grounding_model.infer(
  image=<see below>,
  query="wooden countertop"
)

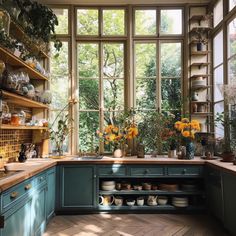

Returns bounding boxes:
[0,155,236,193]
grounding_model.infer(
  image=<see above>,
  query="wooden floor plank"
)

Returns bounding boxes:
[44,214,229,236]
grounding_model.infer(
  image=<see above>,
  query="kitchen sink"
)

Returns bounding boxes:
[73,156,103,160]
[0,170,23,180]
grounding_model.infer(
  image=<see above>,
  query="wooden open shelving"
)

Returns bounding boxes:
[191,51,210,55]
[0,90,49,109]
[189,15,206,22]
[190,62,210,68]
[0,47,49,81]
[189,27,212,34]
[191,85,211,91]
[10,21,49,59]
[0,124,48,130]
[190,74,211,79]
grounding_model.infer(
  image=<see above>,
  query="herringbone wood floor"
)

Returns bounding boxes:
[43,214,229,236]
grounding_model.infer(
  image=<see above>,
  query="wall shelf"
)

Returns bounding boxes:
[0,90,49,109]
[0,47,49,81]
[189,15,206,22]
[0,124,48,130]
[191,51,210,55]
[191,85,211,91]
[190,62,210,68]
[191,112,212,116]
[190,74,211,79]
[189,27,212,34]
[191,101,211,103]
[10,21,49,59]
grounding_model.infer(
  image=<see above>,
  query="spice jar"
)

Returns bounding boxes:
[11,113,20,126]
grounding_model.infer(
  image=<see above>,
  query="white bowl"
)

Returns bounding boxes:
[158,196,168,205]
[126,200,135,206]
[101,181,115,186]
[101,185,115,191]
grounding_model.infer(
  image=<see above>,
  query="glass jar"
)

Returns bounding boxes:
[11,113,20,126]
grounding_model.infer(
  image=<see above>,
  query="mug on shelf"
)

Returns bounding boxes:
[99,195,114,206]
[137,197,144,206]
[114,196,123,206]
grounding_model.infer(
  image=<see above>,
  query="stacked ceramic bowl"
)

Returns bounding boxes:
[101,181,115,191]
[172,197,189,207]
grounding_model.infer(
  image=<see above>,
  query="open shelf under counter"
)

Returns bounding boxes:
[99,190,205,196]
[0,90,49,109]
[0,124,48,130]
[98,205,206,212]
[0,47,49,81]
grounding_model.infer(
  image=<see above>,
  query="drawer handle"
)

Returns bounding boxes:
[182,169,187,174]
[39,176,45,182]
[10,192,19,199]
[144,169,150,174]
[25,184,32,190]
[94,174,97,179]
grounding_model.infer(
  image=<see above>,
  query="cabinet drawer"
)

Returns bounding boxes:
[130,167,164,176]
[2,179,33,212]
[167,166,203,177]
[98,166,126,176]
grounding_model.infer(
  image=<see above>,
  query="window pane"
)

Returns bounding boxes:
[135,43,156,78]
[214,65,224,102]
[104,79,124,110]
[78,112,99,153]
[77,43,99,78]
[50,42,69,109]
[135,9,156,35]
[53,8,68,34]
[77,9,98,35]
[103,9,125,35]
[229,0,236,11]
[215,102,224,138]
[228,57,236,82]
[160,9,182,35]
[136,79,156,109]
[161,79,181,110]
[228,18,236,57]
[161,43,181,77]
[214,0,223,27]
[79,79,99,110]
[103,43,124,78]
[213,31,223,67]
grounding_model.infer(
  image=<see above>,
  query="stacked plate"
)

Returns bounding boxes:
[101,181,115,191]
[172,197,189,207]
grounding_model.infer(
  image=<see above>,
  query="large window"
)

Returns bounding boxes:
[50,6,183,154]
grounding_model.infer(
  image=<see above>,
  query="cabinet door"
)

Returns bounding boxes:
[46,167,56,221]
[2,199,32,236]
[60,165,96,209]
[205,167,223,221]
[31,186,46,236]
[222,172,236,235]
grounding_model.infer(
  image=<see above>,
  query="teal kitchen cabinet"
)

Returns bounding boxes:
[46,167,56,222]
[1,198,32,236]
[222,171,236,235]
[57,165,96,212]
[205,166,223,221]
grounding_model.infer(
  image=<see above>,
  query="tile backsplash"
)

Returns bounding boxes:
[0,130,32,162]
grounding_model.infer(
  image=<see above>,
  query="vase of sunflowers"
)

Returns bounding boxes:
[97,123,138,158]
[175,118,200,159]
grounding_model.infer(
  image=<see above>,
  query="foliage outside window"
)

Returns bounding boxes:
[50,6,183,154]
[52,8,69,34]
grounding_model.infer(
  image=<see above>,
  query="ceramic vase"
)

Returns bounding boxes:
[185,141,195,159]
[113,148,123,158]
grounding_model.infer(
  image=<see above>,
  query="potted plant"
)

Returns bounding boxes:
[215,80,236,162]
[193,30,208,51]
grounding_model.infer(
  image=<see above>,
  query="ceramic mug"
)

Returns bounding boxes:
[114,196,123,206]
[137,197,144,206]
[99,195,114,206]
